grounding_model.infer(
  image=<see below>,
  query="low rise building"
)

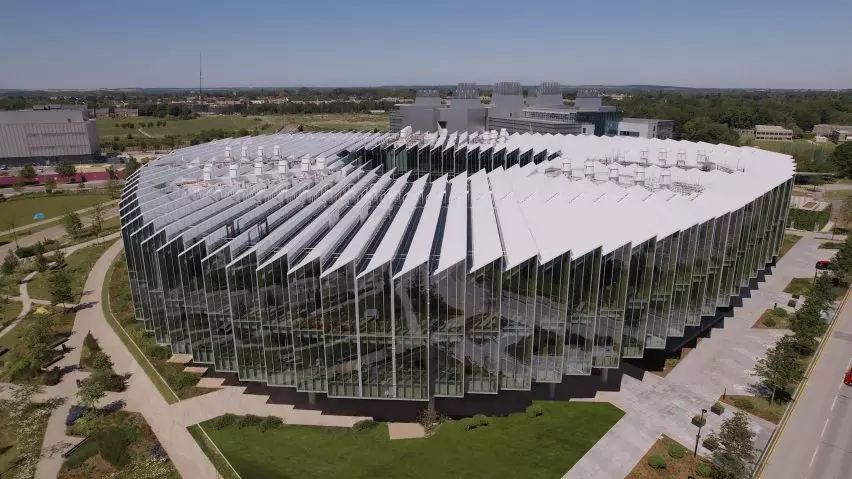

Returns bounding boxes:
[605,118,674,139]
[813,124,852,137]
[0,109,100,166]
[754,125,793,141]
[829,129,851,143]
[114,107,139,118]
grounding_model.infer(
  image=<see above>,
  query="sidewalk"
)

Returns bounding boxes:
[565,235,825,478]
[0,271,36,340]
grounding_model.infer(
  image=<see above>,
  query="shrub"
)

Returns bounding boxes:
[63,439,99,469]
[95,426,132,468]
[102,399,125,413]
[212,413,238,430]
[710,402,725,415]
[260,416,285,432]
[772,307,788,318]
[788,299,797,307]
[695,462,714,477]
[668,443,686,459]
[525,405,543,418]
[733,398,754,410]
[352,419,378,432]
[691,415,707,427]
[648,453,667,469]
[237,414,264,429]
[460,418,477,431]
[763,316,777,327]
[43,366,62,385]
[150,442,168,461]
[83,332,101,352]
[167,371,198,390]
[65,406,86,426]
[473,414,490,427]
[103,374,128,392]
[791,294,801,300]
[146,344,171,359]
[702,435,719,451]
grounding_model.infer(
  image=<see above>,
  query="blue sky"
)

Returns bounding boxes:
[1,0,849,89]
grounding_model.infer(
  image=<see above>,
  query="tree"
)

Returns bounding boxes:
[19,165,37,182]
[35,251,48,272]
[840,195,852,228]
[106,178,122,199]
[681,117,740,145]
[44,177,57,193]
[77,375,106,410]
[829,142,852,178]
[752,335,803,405]
[1,249,19,274]
[124,156,139,177]
[20,315,52,372]
[711,412,756,478]
[90,350,114,373]
[810,176,825,191]
[63,211,84,238]
[48,249,66,267]
[90,202,104,239]
[47,268,74,307]
[56,162,77,178]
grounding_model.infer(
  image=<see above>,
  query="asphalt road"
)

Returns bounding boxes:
[761,292,852,479]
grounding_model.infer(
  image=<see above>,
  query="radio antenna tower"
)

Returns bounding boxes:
[199,52,203,105]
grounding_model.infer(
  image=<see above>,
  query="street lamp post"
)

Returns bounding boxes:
[694,408,708,458]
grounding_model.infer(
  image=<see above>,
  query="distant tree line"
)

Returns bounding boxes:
[245,99,398,115]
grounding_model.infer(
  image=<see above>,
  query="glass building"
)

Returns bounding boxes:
[120,130,794,404]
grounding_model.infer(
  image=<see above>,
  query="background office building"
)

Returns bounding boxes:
[120,130,793,413]
[605,118,674,140]
[0,109,100,166]
[390,82,663,140]
[754,125,793,141]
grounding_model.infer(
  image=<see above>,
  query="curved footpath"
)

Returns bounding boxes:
[45,241,219,478]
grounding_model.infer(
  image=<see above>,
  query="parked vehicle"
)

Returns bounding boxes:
[816,260,832,270]
[844,368,852,386]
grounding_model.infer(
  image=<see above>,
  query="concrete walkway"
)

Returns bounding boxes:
[565,235,828,478]
[0,271,36,339]
[0,207,119,259]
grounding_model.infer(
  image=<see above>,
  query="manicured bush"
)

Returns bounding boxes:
[95,426,132,468]
[146,344,171,359]
[43,366,61,385]
[352,419,378,432]
[167,371,198,390]
[103,373,128,392]
[772,307,788,318]
[525,405,543,418]
[763,316,777,327]
[237,414,264,429]
[65,406,86,426]
[667,443,686,459]
[702,435,719,451]
[648,453,667,469]
[696,462,714,477]
[691,415,707,427]
[63,439,99,470]
[733,398,754,410]
[710,402,725,415]
[260,416,285,432]
[473,414,490,427]
[211,413,238,430]
[460,418,477,431]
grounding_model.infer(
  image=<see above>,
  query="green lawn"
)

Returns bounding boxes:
[779,234,802,259]
[0,309,75,382]
[0,193,111,230]
[199,402,624,479]
[1,300,23,329]
[98,116,276,139]
[819,241,843,249]
[27,240,116,302]
[823,189,852,200]
[0,400,50,477]
[783,277,814,296]
[721,395,787,424]
[753,139,836,167]
[753,308,792,329]
[277,113,389,132]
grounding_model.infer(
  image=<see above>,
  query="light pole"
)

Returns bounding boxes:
[694,408,707,458]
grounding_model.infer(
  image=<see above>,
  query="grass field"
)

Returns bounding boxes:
[0,400,50,477]
[200,402,624,479]
[0,193,111,229]
[97,113,389,144]
[1,300,23,329]
[27,240,116,302]
[752,139,836,163]
[823,189,852,200]
[779,234,802,258]
[753,308,792,329]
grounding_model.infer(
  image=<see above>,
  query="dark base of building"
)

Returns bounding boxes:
[0,152,101,167]
[199,263,773,422]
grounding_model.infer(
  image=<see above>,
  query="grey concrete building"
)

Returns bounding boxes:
[114,107,139,118]
[754,125,793,141]
[606,118,675,139]
[813,124,852,137]
[0,109,100,166]
[389,84,487,133]
[829,129,851,143]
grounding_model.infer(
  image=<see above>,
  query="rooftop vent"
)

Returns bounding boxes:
[661,169,672,188]
[561,157,571,175]
[301,155,311,173]
[240,146,248,159]
[229,163,238,180]
[635,165,646,184]
[273,145,281,158]
[257,145,264,159]
[316,156,326,171]
[676,149,687,167]
[224,146,232,159]
[608,164,619,181]
[657,150,667,166]
[584,159,594,178]
[254,160,264,177]
[640,148,649,164]
[202,164,212,182]
[278,158,288,174]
